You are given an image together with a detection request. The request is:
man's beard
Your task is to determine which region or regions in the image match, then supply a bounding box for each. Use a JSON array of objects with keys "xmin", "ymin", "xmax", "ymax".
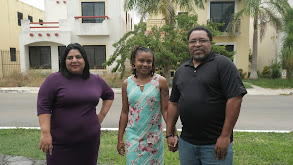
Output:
[{"xmin": 192, "ymin": 53, "xmax": 208, "ymax": 62}]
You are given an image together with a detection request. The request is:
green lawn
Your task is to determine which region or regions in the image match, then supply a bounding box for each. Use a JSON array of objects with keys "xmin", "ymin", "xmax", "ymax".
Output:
[
  {"xmin": 244, "ymin": 78, "xmax": 293, "ymax": 89},
  {"xmin": 0, "ymin": 129, "xmax": 292, "ymax": 164}
]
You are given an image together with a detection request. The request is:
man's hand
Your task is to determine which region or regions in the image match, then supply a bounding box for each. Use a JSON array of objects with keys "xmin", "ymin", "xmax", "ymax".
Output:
[
  {"xmin": 167, "ymin": 136, "xmax": 179, "ymax": 152},
  {"xmin": 214, "ymin": 135, "xmax": 230, "ymax": 160}
]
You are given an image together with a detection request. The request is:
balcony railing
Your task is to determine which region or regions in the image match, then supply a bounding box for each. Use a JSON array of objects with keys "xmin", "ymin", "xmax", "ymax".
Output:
[
  {"xmin": 148, "ymin": 19, "xmax": 166, "ymax": 27},
  {"xmin": 207, "ymin": 19, "xmax": 240, "ymax": 34},
  {"xmin": 74, "ymin": 16, "xmax": 109, "ymax": 23},
  {"xmin": 29, "ymin": 22, "xmax": 59, "ymax": 29}
]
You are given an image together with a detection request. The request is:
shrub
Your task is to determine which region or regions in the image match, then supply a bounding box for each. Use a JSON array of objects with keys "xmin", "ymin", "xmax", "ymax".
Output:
[
  {"xmin": 261, "ymin": 66, "xmax": 271, "ymax": 78},
  {"xmin": 270, "ymin": 60, "xmax": 282, "ymax": 79},
  {"xmin": 238, "ymin": 69, "xmax": 247, "ymax": 79}
]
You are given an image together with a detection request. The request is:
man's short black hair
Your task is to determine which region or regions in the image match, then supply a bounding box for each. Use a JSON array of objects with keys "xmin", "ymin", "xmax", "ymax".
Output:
[
  {"xmin": 60, "ymin": 43, "xmax": 90, "ymax": 79},
  {"xmin": 187, "ymin": 26, "xmax": 213, "ymax": 41}
]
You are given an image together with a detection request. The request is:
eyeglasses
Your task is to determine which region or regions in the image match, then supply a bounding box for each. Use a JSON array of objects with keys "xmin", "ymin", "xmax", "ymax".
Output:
[{"xmin": 188, "ymin": 39, "xmax": 210, "ymax": 45}]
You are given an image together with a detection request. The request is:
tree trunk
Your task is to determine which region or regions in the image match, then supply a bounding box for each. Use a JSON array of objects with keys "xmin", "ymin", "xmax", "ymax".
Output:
[{"xmin": 250, "ymin": 17, "xmax": 259, "ymax": 79}]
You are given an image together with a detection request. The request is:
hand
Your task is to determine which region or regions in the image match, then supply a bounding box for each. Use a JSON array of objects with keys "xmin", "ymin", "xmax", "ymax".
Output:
[
  {"xmin": 117, "ymin": 142, "xmax": 126, "ymax": 156},
  {"xmin": 39, "ymin": 133, "xmax": 53, "ymax": 155},
  {"xmin": 97, "ymin": 113, "xmax": 105, "ymax": 123},
  {"xmin": 167, "ymin": 136, "xmax": 178, "ymax": 152},
  {"xmin": 214, "ymin": 135, "xmax": 230, "ymax": 160}
]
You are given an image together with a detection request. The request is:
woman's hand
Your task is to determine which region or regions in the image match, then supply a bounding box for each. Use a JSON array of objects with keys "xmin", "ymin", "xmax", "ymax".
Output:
[
  {"xmin": 167, "ymin": 136, "xmax": 179, "ymax": 152},
  {"xmin": 97, "ymin": 113, "xmax": 105, "ymax": 123},
  {"xmin": 117, "ymin": 142, "xmax": 126, "ymax": 156},
  {"xmin": 39, "ymin": 133, "xmax": 53, "ymax": 155}
]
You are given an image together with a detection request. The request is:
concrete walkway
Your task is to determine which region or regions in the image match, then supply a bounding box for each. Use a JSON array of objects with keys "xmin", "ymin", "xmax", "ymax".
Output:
[
  {"xmin": 0, "ymin": 154, "xmax": 45, "ymax": 165},
  {"xmin": 0, "ymin": 85, "xmax": 292, "ymax": 164}
]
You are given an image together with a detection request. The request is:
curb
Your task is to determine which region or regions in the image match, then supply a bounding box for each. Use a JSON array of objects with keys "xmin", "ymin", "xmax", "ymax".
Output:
[
  {"xmin": 1, "ymin": 87, "xmax": 293, "ymax": 95},
  {"xmin": 0, "ymin": 127, "xmax": 291, "ymax": 133}
]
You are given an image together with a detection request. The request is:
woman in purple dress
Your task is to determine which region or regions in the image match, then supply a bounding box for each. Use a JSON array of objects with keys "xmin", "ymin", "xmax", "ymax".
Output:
[{"xmin": 37, "ymin": 43, "xmax": 114, "ymax": 165}]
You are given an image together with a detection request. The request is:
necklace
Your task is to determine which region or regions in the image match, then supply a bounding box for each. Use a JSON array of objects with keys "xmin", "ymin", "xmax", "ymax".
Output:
[{"xmin": 137, "ymin": 84, "xmax": 144, "ymax": 87}]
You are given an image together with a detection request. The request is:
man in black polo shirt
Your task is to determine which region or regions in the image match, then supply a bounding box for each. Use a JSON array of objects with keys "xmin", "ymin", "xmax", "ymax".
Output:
[{"xmin": 166, "ymin": 26, "xmax": 247, "ymax": 164}]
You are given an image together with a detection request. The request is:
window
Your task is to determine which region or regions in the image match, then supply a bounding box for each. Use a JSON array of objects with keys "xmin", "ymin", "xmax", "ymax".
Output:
[
  {"xmin": 178, "ymin": 12, "xmax": 188, "ymax": 16},
  {"xmin": 83, "ymin": 45, "xmax": 106, "ymax": 69},
  {"xmin": 210, "ymin": 2, "xmax": 235, "ymax": 32},
  {"xmin": 82, "ymin": 2, "xmax": 105, "ymax": 23},
  {"xmin": 131, "ymin": 18, "xmax": 133, "ymax": 30},
  {"xmin": 17, "ymin": 12, "xmax": 23, "ymax": 26},
  {"xmin": 10, "ymin": 48, "xmax": 16, "ymax": 62},
  {"xmin": 126, "ymin": 11, "xmax": 127, "ymax": 24},
  {"xmin": 58, "ymin": 46, "xmax": 66, "ymax": 69},
  {"xmin": 39, "ymin": 19, "xmax": 43, "ymax": 25},
  {"xmin": 29, "ymin": 46, "xmax": 51, "ymax": 69},
  {"xmin": 28, "ymin": 15, "xmax": 33, "ymax": 22},
  {"xmin": 224, "ymin": 45, "xmax": 234, "ymax": 52},
  {"xmin": 219, "ymin": 45, "xmax": 235, "ymax": 61}
]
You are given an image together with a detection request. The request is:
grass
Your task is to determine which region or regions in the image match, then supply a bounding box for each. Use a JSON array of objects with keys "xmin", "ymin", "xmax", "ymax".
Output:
[
  {"xmin": 0, "ymin": 70, "xmax": 129, "ymax": 88},
  {"xmin": 243, "ymin": 82, "xmax": 252, "ymax": 89},
  {"xmin": 0, "ymin": 70, "xmax": 51, "ymax": 87},
  {"xmin": 244, "ymin": 78, "xmax": 293, "ymax": 89},
  {"xmin": 0, "ymin": 129, "xmax": 292, "ymax": 164},
  {"xmin": 1, "ymin": 70, "xmax": 293, "ymax": 89}
]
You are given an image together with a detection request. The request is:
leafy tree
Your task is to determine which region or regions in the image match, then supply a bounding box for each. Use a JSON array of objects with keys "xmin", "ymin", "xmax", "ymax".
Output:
[
  {"xmin": 227, "ymin": 0, "xmax": 288, "ymax": 79},
  {"xmin": 104, "ymin": 14, "xmax": 234, "ymax": 85}
]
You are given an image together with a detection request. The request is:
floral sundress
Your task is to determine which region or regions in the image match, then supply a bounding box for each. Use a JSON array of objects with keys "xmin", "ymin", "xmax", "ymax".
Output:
[{"xmin": 125, "ymin": 74, "xmax": 163, "ymax": 165}]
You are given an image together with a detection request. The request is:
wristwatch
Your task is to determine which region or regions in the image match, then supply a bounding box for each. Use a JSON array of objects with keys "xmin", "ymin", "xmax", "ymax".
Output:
[{"xmin": 166, "ymin": 134, "xmax": 179, "ymax": 138}]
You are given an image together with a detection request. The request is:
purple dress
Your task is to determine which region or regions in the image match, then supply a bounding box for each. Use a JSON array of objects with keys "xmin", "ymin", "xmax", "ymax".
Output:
[{"xmin": 37, "ymin": 72, "xmax": 114, "ymax": 165}]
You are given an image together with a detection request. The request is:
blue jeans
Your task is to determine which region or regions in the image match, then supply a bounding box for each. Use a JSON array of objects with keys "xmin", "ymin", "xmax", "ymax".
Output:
[{"xmin": 179, "ymin": 138, "xmax": 233, "ymax": 165}]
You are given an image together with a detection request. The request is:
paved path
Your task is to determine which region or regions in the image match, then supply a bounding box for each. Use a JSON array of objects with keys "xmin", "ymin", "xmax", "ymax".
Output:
[
  {"xmin": 0, "ymin": 154, "xmax": 45, "ymax": 165},
  {"xmin": 0, "ymin": 85, "xmax": 292, "ymax": 164}
]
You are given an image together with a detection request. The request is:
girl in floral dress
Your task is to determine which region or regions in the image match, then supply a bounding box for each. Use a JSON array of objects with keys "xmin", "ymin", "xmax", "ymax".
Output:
[{"xmin": 117, "ymin": 46, "xmax": 176, "ymax": 164}]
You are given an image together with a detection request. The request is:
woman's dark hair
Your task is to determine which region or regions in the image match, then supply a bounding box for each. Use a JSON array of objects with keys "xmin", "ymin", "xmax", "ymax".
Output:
[
  {"xmin": 59, "ymin": 43, "xmax": 90, "ymax": 79},
  {"xmin": 187, "ymin": 26, "xmax": 213, "ymax": 41},
  {"xmin": 130, "ymin": 45, "xmax": 155, "ymax": 78}
]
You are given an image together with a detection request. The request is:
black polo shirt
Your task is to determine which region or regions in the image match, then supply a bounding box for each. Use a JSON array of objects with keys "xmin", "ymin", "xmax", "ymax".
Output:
[{"xmin": 170, "ymin": 51, "xmax": 247, "ymax": 145}]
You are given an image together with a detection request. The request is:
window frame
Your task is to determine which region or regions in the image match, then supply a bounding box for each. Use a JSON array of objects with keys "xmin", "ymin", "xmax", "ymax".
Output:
[
  {"xmin": 10, "ymin": 48, "xmax": 17, "ymax": 62},
  {"xmin": 81, "ymin": 2, "xmax": 105, "ymax": 23},
  {"xmin": 17, "ymin": 12, "xmax": 23, "ymax": 26},
  {"xmin": 83, "ymin": 45, "xmax": 106, "ymax": 69},
  {"xmin": 28, "ymin": 15, "xmax": 33, "ymax": 22},
  {"xmin": 209, "ymin": 1, "xmax": 236, "ymax": 32},
  {"xmin": 29, "ymin": 46, "xmax": 51, "ymax": 69}
]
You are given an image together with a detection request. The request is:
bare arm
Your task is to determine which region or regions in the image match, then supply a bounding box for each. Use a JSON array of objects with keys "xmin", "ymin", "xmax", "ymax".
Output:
[
  {"xmin": 38, "ymin": 114, "xmax": 53, "ymax": 155},
  {"xmin": 166, "ymin": 101, "xmax": 179, "ymax": 152},
  {"xmin": 215, "ymin": 95, "xmax": 243, "ymax": 160},
  {"xmin": 117, "ymin": 79, "xmax": 129, "ymax": 156},
  {"xmin": 98, "ymin": 99, "xmax": 114, "ymax": 123},
  {"xmin": 159, "ymin": 76, "xmax": 169, "ymax": 125}
]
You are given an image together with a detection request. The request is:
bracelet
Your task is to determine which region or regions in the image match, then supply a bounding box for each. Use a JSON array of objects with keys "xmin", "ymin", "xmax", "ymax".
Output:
[
  {"xmin": 174, "ymin": 134, "xmax": 179, "ymax": 138},
  {"xmin": 118, "ymin": 141, "xmax": 124, "ymax": 144},
  {"xmin": 165, "ymin": 134, "xmax": 174, "ymax": 138}
]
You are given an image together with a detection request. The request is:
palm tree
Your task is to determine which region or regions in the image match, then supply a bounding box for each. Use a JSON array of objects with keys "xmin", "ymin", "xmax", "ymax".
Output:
[
  {"xmin": 281, "ymin": 3, "xmax": 293, "ymax": 79},
  {"xmin": 227, "ymin": 0, "xmax": 288, "ymax": 79},
  {"xmin": 124, "ymin": 0, "xmax": 204, "ymax": 25}
]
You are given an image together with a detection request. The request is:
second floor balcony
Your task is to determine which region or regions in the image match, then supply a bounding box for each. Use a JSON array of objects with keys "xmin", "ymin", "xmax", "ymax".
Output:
[
  {"xmin": 73, "ymin": 16, "xmax": 110, "ymax": 36},
  {"xmin": 21, "ymin": 15, "xmax": 111, "ymax": 37}
]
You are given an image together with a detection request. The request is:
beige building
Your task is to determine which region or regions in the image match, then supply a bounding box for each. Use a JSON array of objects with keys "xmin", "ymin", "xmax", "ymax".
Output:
[
  {"xmin": 0, "ymin": 0, "xmax": 45, "ymax": 78},
  {"xmin": 147, "ymin": 0, "xmax": 253, "ymax": 76}
]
